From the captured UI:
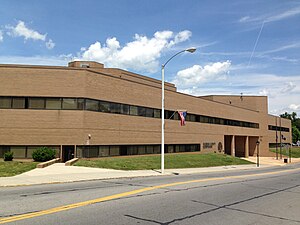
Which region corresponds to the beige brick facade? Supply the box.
[0,61,291,160]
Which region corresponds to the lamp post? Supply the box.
[256,140,260,167]
[161,48,196,173]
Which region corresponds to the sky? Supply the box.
[0,0,300,116]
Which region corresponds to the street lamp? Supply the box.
[256,140,260,167]
[161,47,196,173]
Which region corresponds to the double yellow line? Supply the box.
[1,167,299,224]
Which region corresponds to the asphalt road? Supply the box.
[1,165,300,225]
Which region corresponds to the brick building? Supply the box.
[0,61,291,161]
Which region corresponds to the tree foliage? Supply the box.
[280,112,300,143]
[32,147,56,162]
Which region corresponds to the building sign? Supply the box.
[203,142,216,149]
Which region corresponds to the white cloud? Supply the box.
[265,6,300,23]
[239,6,300,24]
[171,64,300,116]
[172,61,231,89]
[281,82,296,93]
[239,16,250,22]
[45,39,55,49]
[6,21,46,41]
[5,20,55,50]
[76,30,192,73]
[168,30,192,47]
[0,30,3,42]
[0,55,68,66]
[289,104,300,111]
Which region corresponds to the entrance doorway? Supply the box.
[224,135,232,155]
[62,145,74,162]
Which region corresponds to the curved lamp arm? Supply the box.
[162,48,196,68]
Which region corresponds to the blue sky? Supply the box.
[0,0,300,115]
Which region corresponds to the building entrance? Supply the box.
[62,145,74,162]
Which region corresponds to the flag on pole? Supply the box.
[178,111,187,126]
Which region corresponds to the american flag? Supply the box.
[178,111,187,126]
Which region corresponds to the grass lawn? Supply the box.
[270,146,300,158]
[0,161,38,177]
[74,153,254,170]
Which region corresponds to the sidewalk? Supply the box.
[1,157,299,187]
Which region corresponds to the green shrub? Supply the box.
[4,152,13,161]
[32,147,56,162]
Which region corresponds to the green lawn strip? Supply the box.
[269,147,300,158]
[0,161,38,177]
[74,153,254,170]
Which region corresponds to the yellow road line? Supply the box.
[1,167,299,224]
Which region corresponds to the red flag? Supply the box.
[178,111,187,126]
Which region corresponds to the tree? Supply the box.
[292,125,300,143]
[280,112,300,143]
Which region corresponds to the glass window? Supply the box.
[76,146,83,158]
[87,146,99,158]
[153,145,160,154]
[0,97,11,108]
[111,103,121,114]
[189,114,196,122]
[77,99,85,110]
[46,98,62,109]
[62,98,77,109]
[130,106,138,115]
[86,99,99,111]
[26,146,39,158]
[138,107,146,117]
[127,146,138,155]
[146,146,154,154]
[154,109,161,118]
[174,112,179,120]
[165,110,174,119]
[121,104,129,115]
[99,101,110,112]
[12,97,25,109]
[0,146,10,158]
[109,146,120,156]
[145,108,154,117]
[10,146,26,158]
[99,146,109,157]
[167,145,174,153]
[208,117,214,124]
[51,146,60,158]
[138,146,146,155]
[29,98,45,109]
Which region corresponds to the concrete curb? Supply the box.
[65,158,79,166]
[36,158,61,168]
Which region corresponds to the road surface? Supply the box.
[0,164,300,225]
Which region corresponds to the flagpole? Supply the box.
[161,48,196,174]
[161,64,165,174]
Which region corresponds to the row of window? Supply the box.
[0,144,200,158]
[268,125,290,132]
[0,146,60,159]
[77,144,200,158]
[0,96,259,129]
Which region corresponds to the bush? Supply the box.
[32,147,56,162]
[4,152,13,161]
